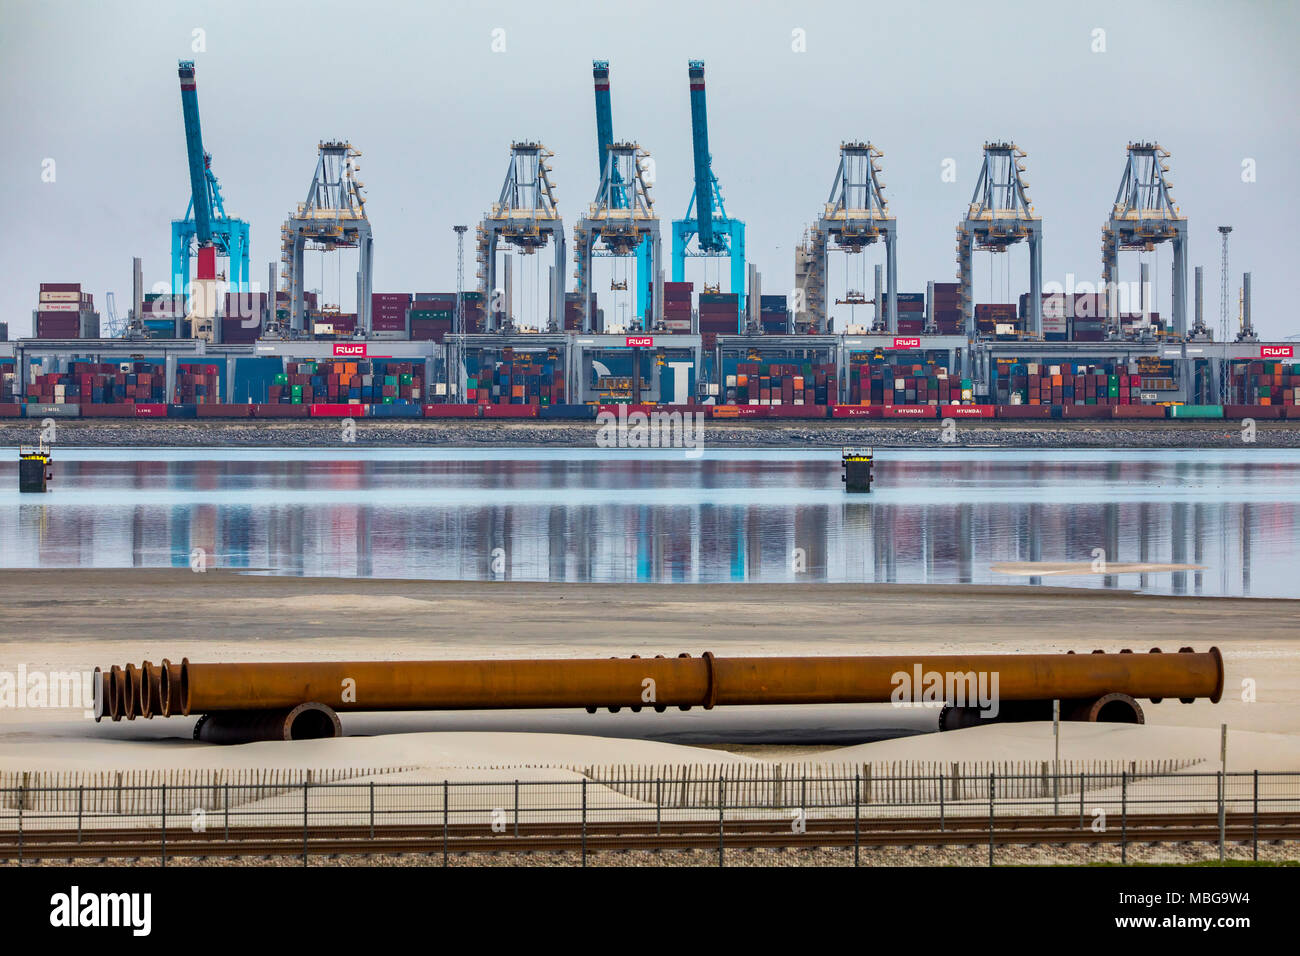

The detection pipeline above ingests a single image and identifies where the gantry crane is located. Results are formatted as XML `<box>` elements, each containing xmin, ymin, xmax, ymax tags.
<box><xmin>671</xmin><ymin>61</ymin><xmax>746</xmax><ymax>315</ymax></box>
<box><xmin>574</xmin><ymin>61</ymin><xmax>661</xmax><ymax>332</ymax></box>
<box><xmin>476</xmin><ymin>142</ymin><xmax>566</xmax><ymax>332</ymax></box>
<box><xmin>1102</xmin><ymin>142</ymin><xmax>1188</xmax><ymax>338</ymax></box>
<box><xmin>956</xmin><ymin>142</ymin><xmax>1043</xmax><ymax>337</ymax></box>
<box><xmin>174</xmin><ymin>61</ymin><xmax>250</xmax><ymax>340</ymax></box>
<box><xmin>805</xmin><ymin>142</ymin><xmax>896</xmax><ymax>333</ymax></box>
<box><xmin>279</xmin><ymin>141</ymin><xmax>373</xmax><ymax>334</ymax></box>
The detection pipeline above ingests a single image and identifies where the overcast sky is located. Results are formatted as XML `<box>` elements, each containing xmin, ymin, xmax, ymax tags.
<box><xmin>2</xmin><ymin>0</ymin><xmax>1298</xmax><ymax>338</ymax></box>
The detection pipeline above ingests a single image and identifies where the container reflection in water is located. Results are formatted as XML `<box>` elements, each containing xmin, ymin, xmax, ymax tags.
<box><xmin>0</xmin><ymin>449</ymin><xmax>1297</xmax><ymax>598</ymax></box>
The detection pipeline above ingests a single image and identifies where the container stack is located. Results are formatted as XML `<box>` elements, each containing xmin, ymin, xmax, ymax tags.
<box><xmin>563</xmin><ymin>292</ymin><xmax>597</xmax><ymax>332</ymax></box>
<box><xmin>221</xmin><ymin>292</ymin><xmax>266</xmax><ymax>344</ymax></box>
<box><xmin>895</xmin><ymin>293</ymin><xmax>925</xmax><ymax>333</ymax></box>
<box><xmin>1227</xmin><ymin>360</ymin><xmax>1300</xmax><ymax>407</ymax></box>
<box><xmin>1002</xmin><ymin>363</ymin><xmax>1142</xmax><ymax>406</ymax></box>
<box><xmin>699</xmin><ymin>291</ymin><xmax>739</xmax><ymax>347</ymax></box>
<box><xmin>469</xmin><ymin>352</ymin><xmax>564</xmax><ymax>406</ymax></box>
<box><xmin>267</xmin><ymin>360</ymin><xmax>424</xmax><ymax>406</ymax></box>
<box><xmin>372</xmin><ymin>292</ymin><xmax>412</xmax><ymax>338</ymax></box>
<box><xmin>759</xmin><ymin>295</ymin><xmax>789</xmax><ymax>334</ymax></box>
<box><xmin>974</xmin><ymin>303</ymin><xmax>1018</xmax><ymax>336</ymax></box>
<box><xmin>723</xmin><ymin>362</ymin><xmax>835</xmax><ymax>406</ymax></box>
<box><xmin>850</xmin><ymin>362</ymin><xmax>969</xmax><ymax>405</ymax></box>
<box><xmin>141</xmin><ymin>294</ymin><xmax>186</xmax><ymax>338</ymax></box>
<box><xmin>932</xmin><ymin>283</ymin><xmax>962</xmax><ymax>334</ymax></box>
<box><xmin>25</xmin><ymin>361</ymin><xmax>166</xmax><ymax>407</ymax></box>
<box><xmin>35</xmin><ymin>283</ymin><xmax>98</xmax><ymax>339</ymax></box>
<box><xmin>173</xmin><ymin>363</ymin><xmax>221</xmax><ymax>404</ymax></box>
<box><xmin>410</xmin><ymin>293</ymin><xmax>452</xmax><ymax>342</ymax></box>
<box><xmin>274</xmin><ymin>291</ymin><xmax>319</xmax><ymax>326</ymax></box>
<box><xmin>664</xmin><ymin>282</ymin><xmax>692</xmax><ymax>332</ymax></box>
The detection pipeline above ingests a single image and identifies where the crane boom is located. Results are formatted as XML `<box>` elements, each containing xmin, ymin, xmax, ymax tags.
<box><xmin>177</xmin><ymin>60</ymin><xmax>218</xmax><ymax>284</ymax></box>
<box><xmin>592</xmin><ymin>60</ymin><xmax>614</xmax><ymax>177</ymax></box>
<box><xmin>688</xmin><ymin>60</ymin><xmax>718</xmax><ymax>250</ymax></box>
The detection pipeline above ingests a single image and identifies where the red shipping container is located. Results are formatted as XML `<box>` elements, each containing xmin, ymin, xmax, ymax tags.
<box><xmin>707</xmin><ymin>405</ymin><xmax>770</xmax><ymax>419</ymax></box>
<box><xmin>253</xmin><ymin>404</ymin><xmax>310</xmax><ymax>418</ymax></box>
<box><xmin>79</xmin><ymin>404</ymin><xmax>135</xmax><ymax>417</ymax></box>
<box><xmin>197</xmin><ymin>404</ymin><xmax>253</xmax><ymax>418</ymax></box>
<box><xmin>483</xmin><ymin>404</ymin><xmax>538</xmax><ymax>418</ymax></box>
<box><xmin>996</xmin><ymin>405</ymin><xmax>1054</xmax><ymax>419</ymax></box>
<box><xmin>309</xmin><ymin>403</ymin><xmax>365</xmax><ymax>417</ymax></box>
<box><xmin>882</xmin><ymin>404</ymin><xmax>937</xmax><ymax>418</ymax></box>
<box><xmin>1111</xmin><ymin>405</ymin><xmax>1166</xmax><ymax>419</ymax></box>
<box><xmin>134</xmin><ymin>404</ymin><xmax>168</xmax><ymax>417</ymax></box>
<box><xmin>1222</xmin><ymin>405</ymin><xmax>1283</xmax><ymax>420</ymax></box>
<box><xmin>422</xmin><ymin>404</ymin><xmax>482</xmax><ymax>418</ymax></box>
<box><xmin>830</xmin><ymin>405</ymin><xmax>882</xmax><ymax>418</ymax></box>
<box><xmin>1060</xmin><ymin>405</ymin><xmax>1110</xmax><ymax>419</ymax></box>
<box><xmin>940</xmin><ymin>404</ymin><xmax>996</xmax><ymax>418</ymax></box>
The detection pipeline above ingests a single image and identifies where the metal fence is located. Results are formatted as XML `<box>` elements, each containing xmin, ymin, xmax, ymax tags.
<box><xmin>1</xmin><ymin>767</ymin><xmax>1296</xmax><ymax>866</ymax></box>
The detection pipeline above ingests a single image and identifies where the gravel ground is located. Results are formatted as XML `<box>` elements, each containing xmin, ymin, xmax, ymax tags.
<box><xmin>11</xmin><ymin>840</ymin><xmax>1297</xmax><ymax>868</ymax></box>
<box><xmin>1</xmin><ymin>419</ymin><xmax>1295</xmax><ymax>448</ymax></box>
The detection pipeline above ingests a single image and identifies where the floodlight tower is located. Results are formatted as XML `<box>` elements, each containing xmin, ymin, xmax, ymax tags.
<box><xmin>955</xmin><ymin>142</ymin><xmax>1042</xmax><ymax>337</ymax></box>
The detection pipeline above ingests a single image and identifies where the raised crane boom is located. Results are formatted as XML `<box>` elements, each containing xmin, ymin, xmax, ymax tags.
<box><xmin>688</xmin><ymin>60</ymin><xmax>719</xmax><ymax>251</ymax></box>
<box><xmin>177</xmin><ymin>61</ymin><xmax>213</xmax><ymax>270</ymax></box>
<box><xmin>592</xmin><ymin>60</ymin><xmax>626</xmax><ymax>209</ymax></box>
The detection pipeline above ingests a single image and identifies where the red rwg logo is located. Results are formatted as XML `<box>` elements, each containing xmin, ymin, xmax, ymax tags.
<box><xmin>891</xmin><ymin>337</ymin><xmax>921</xmax><ymax>349</ymax></box>
<box><xmin>626</xmin><ymin>336</ymin><xmax>653</xmax><ymax>348</ymax></box>
<box><xmin>1261</xmin><ymin>345</ymin><xmax>1293</xmax><ymax>358</ymax></box>
<box><xmin>333</xmin><ymin>344</ymin><xmax>367</xmax><ymax>357</ymax></box>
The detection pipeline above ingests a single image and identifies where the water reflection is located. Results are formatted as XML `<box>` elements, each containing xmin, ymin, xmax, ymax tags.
<box><xmin>2</xmin><ymin>451</ymin><xmax>1297</xmax><ymax>597</ymax></box>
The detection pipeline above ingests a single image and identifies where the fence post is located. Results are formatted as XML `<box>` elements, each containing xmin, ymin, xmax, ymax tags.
<box><xmin>442</xmin><ymin>780</ymin><xmax>449</xmax><ymax>867</ymax></box>
<box><xmin>1121</xmin><ymin>770</ymin><xmax>1127</xmax><ymax>865</ymax></box>
<box><xmin>1218</xmin><ymin>767</ymin><xmax>1225</xmax><ymax>863</ymax></box>
<box><xmin>1252</xmin><ymin>770</ymin><xmax>1258</xmax><ymax>862</ymax></box>
<box><xmin>77</xmin><ymin>786</ymin><xmax>83</xmax><ymax>844</ymax></box>
<box><xmin>854</xmin><ymin>771</ymin><xmax>861</xmax><ymax>868</ymax></box>
<box><xmin>987</xmin><ymin>771</ymin><xmax>995</xmax><ymax>867</ymax></box>
<box><xmin>369</xmin><ymin>781</ymin><xmax>375</xmax><ymax>840</ymax></box>
<box><xmin>224</xmin><ymin>782</ymin><xmax>230</xmax><ymax>841</ymax></box>
<box><xmin>939</xmin><ymin>770</ymin><xmax>945</xmax><ymax>832</ymax></box>
<box><xmin>514</xmin><ymin>779</ymin><xmax>519</xmax><ymax>838</ymax></box>
<box><xmin>581</xmin><ymin>779</ymin><xmax>587</xmax><ymax>868</ymax></box>
<box><xmin>717</xmin><ymin>773</ymin><xmax>725</xmax><ymax>868</ymax></box>
<box><xmin>302</xmin><ymin>782</ymin><xmax>309</xmax><ymax>867</ymax></box>
<box><xmin>160</xmin><ymin>782</ymin><xmax>167</xmax><ymax>868</ymax></box>
<box><xmin>1079</xmin><ymin>771</ymin><xmax>1085</xmax><ymax>829</ymax></box>
<box><xmin>656</xmin><ymin>777</ymin><xmax>662</xmax><ymax>837</ymax></box>
<box><xmin>17</xmin><ymin>784</ymin><xmax>22</xmax><ymax>866</ymax></box>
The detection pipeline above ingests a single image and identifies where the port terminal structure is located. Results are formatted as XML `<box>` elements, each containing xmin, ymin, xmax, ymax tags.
<box><xmin>8</xmin><ymin>60</ymin><xmax>1295</xmax><ymax>411</ymax></box>
<box><xmin>475</xmin><ymin>142</ymin><xmax>567</xmax><ymax>334</ymax></box>
<box><xmin>277</xmin><ymin>141</ymin><xmax>374</xmax><ymax>336</ymax></box>
<box><xmin>6</xmin><ymin>333</ymin><xmax>1287</xmax><ymax>409</ymax></box>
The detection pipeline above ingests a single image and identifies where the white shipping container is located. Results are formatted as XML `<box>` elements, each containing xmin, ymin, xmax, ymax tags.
<box><xmin>38</xmin><ymin>301</ymin><xmax>79</xmax><ymax>312</ymax></box>
<box><xmin>40</xmin><ymin>291</ymin><xmax>80</xmax><ymax>303</ymax></box>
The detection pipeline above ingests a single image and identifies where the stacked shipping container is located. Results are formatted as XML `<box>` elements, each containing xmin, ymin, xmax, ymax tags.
<box><xmin>24</xmin><ymin>361</ymin><xmax>166</xmax><ymax>407</ymax></box>
<box><xmin>36</xmin><ymin>283</ymin><xmax>98</xmax><ymax>339</ymax></box>
<box><xmin>723</xmin><ymin>362</ymin><xmax>835</xmax><ymax>406</ymax></box>
<box><xmin>664</xmin><ymin>282</ymin><xmax>692</xmax><ymax>333</ymax></box>
<box><xmin>1227</xmin><ymin>361</ymin><xmax>1300</xmax><ymax>407</ymax></box>
<box><xmin>467</xmin><ymin>351</ymin><xmax>564</xmax><ymax>406</ymax></box>
<box><xmin>267</xmin><ymin>359</ymin><xmax>424</xmax><ymax>407</ymax></box>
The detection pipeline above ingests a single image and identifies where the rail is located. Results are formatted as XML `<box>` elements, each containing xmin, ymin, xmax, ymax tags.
<box><xmin>0</xmin><ymin>768</ymin><xmax>1295</xmax><ymax>866</ymax></box>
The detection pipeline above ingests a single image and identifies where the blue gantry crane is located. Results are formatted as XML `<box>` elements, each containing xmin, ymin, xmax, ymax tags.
<box><xmin>172</xmin><ymin>61</ymin><xmax>250</xmax><ymax>298</ymax></box>
<box><xmin>671</xmin><ymin>61</ymin><xmax>745</xmax><ymax>313</ymax></box>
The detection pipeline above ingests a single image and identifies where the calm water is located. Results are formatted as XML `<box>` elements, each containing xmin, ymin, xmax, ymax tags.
<box><xmin>1</xmin><ymin>447</ymin><xmax>1297</xmax><ymax>598</ymax></box>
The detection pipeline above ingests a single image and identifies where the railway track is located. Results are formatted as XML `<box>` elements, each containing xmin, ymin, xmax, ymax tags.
<box><xmin>2</xmin><ymin>812</ymin><xmax>1296</xmax><ymax>861</ymax></box>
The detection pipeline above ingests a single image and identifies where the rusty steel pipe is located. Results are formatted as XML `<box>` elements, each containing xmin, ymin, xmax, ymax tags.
<box><xmin>139</xmin><ymin>661</ymin><xmax>161</xmax><ymax>719</ymax></box>
<box><xmin>192</xmin><ymin>702</ymin><xmax>342</xmax><ymax>744</ymax></box>
<box><xmin>174</xmin><ymin>648</ymin><xmax>1222</xmax><ymax>717</ymax></box>
<box><xmin>109</xmin><ymin>665</ymin><xmax>124</xmax><ymax>722</ymax></box>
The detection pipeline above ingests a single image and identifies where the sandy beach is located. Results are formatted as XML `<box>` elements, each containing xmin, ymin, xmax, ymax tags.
<box><xmin>0</xmin><ymin>571</ymin><xmax>1295</xmax><ymax>773</ymax></box>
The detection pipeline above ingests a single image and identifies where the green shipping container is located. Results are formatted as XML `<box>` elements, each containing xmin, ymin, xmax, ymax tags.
<box><xmin>1169</xmin><ymin>404</ymin><xmax>1224</xmax><ymax>418</ymax></box>
<box><xmin>400</xmin><ymin>373</ymin><xmax>413</xmax><ymax>385</ymax></box>
<box><xmin>274</xmin><ymin>373</ymin><xmax>288</xmax><ymax>385</ymax></box>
